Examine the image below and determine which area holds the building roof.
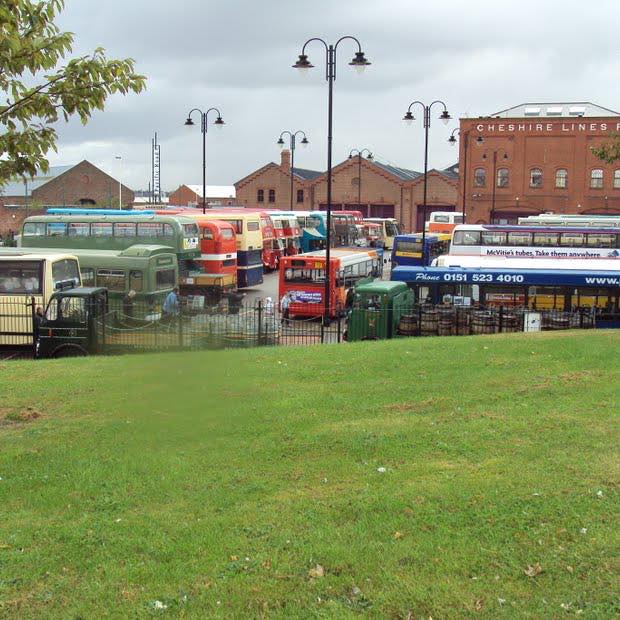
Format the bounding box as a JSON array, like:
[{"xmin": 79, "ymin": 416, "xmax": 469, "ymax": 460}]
[
  {"xmin": 491, "ymin": 102, "xmax": 620, "ymax": 118},
  {"xmin": 372, "ymin": 161, "xmax": 421, "ymax": 181},
  {"xmin": 292, "ymin": 167, "xmax": 322, "ymax": 181},
  {"xmin": 1, "ymin": 164, "xmax": 75, "ymax": 196},
  {"xmin": 440, "ymin": 163, "xmax": 459, "ymax": 180},
  {"xmin": 183, "ymin": 185, "xmax": 236, "ymax": 198}
]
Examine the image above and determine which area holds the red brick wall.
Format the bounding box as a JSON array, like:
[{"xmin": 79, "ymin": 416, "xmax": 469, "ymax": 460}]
[
  {"xmin": 458, "ymin": 117, "xmax": 620, "ymax": 223},
  {"xmin": 168, "ymin": 185, "xmax": 235, "ymax": 207}
]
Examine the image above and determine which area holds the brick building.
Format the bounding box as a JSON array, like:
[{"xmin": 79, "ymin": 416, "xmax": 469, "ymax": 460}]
[
  {"xmin": 168, "ymin": 184, "xmax": 236, "ymax": 208},
  {"xmin": 458, "ymin": 102, "xmax": 620, "ymax": 224},
  {"xmin": 235, "ymin": 150, "xmax": 458, "ymax": 232},
  {"xmin": 0, "ymin": 160, "xmax": 134, "ymax": 235}
]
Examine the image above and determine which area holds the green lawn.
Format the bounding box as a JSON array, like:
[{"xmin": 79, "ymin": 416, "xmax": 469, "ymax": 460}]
[{"xmin": 0, "ymin": 331, "xmax": 618, "ymax": 618}]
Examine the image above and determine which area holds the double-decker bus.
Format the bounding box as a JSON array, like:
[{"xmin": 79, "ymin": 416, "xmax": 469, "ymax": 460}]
[
  {"xmin": 332, "ymin": 209, "xmax": 364, "ymax": 224},
  {"xmin": 363, "ymin": 218, "xmax": 400, "ymax": 250},
  {"xmin": 21, "ymin": 214, "xmax": 200, "ymax": 261},
  {"xmin": 295, "ymin": 211, "xmax": 326, "ymax": 253},
  {"xmin": 279, "ymin": 249, "xmax": 382, "ymax": 318},
  {"xmin": 391, "ymin": 233, "xmax": 452, "ymax": 269},
  {"xmin": 196, "ymin": 220, "xmax": 237, "ymax": 280},
  {"xmin": 319, "ymin": 211, "xmax": 359, "ymax": 246},
  {"xmin": 0, "ymin": 251, "xmax": 81, "ymax": 346},
  {"xmin": 518, "ymin": 214, "xmax": 620, "ymax": 228},
  {"xmin": 449, "ymin": 224, "xmax": 620, "ymax": 260},
  {"xmin": 425, "ymin": 211, "xmax": 463, "ymax": 233},
  {"xmin": 391, "ymin": 261, "xmax": 620, "ymax": 322}
]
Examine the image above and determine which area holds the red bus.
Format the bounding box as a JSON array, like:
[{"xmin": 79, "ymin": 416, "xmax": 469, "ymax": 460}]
[
  {"xmin": 279, "ymin": 249, "xmax": 382, "ymax": 319},
  {"xmin": 333, "ymin": 209, "xmax": 364, "ymax": 224},
  {"xmin": 197, "ymin": 220, "xmax": 237, "ymax": 279}
]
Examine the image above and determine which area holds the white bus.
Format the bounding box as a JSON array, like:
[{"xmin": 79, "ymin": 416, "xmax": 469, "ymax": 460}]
[
  {"xmin": 424, "ymin": 211, "xmax": 464, "ymax": 233},
  {"xmin": 518, "ymin": 214, "xmax": 620, "ymax": 228},
  {"xmin": 0, "ymin": 252, "xmax": 81, "ymax": 346},
  {"xmin": 450, "ymin": 224, "xmax": 620, "ymax": 260}
]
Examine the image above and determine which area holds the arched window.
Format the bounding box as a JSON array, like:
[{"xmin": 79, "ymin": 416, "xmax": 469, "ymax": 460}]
[
  {"xmin": 473, "ymin": 168, "xmax": 486, "ymax": 187},
  {"xmin": 615, "ymin": 170, "xmax": 620, "ymax": 189},
  {"xmin": 590, "ymin": 169, "xmax": 603, "ymax": 189},
  {"xmin": 268, "ymin": 189, "xmax": 276, "ymax": 203},
  {"xmin": 296, "ymin": 189, "xmax": 304, "ymax": 203},
  {"xmin": 257, "ymin": 189, "xmax": 264, "ymax": 203},
  {"xmin": 496, "ymin": 168, "xmax": 509, "ymax": 188},
  {"xmin": 529, "ymin": 168, "xmax": 543, "ymax": 188},
  {"xmin": 555, "ymin": 169, "xmax": 568, "ymax": 189}
]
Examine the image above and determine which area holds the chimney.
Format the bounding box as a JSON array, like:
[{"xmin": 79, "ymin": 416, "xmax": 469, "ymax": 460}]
[{"xmin": 280, "ymin": 149, "xmax": 291, "ymax": 171}]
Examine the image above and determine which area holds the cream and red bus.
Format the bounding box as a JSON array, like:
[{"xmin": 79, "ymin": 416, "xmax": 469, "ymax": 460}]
[{"xmin": 279, "ymin": 249, "xmax": 382, "ymax": 318}]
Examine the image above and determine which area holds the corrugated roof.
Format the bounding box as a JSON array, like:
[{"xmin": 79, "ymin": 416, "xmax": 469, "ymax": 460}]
[
  {"xmin": 491, "ymin": 102, "xmax": 620, "ymax": 118},
  {"xmin": 372, "ymin": 161, "xmax": 421, "ymax": 181},
  {"xmin": 292, "ymin": 167, "xmax": 322, "ymax": 181},
  {"xmin": 1, "ymin": 164, "xmax": 74, "ymax": 196},
  {"xmin": 184, "ymin": 185, "xmax": 236, "ymax": 198}
]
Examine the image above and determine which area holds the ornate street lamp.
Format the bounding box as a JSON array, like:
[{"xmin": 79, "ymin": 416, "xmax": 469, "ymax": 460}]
[
  {"xmin": 292, "ymin": 36, "xmax": 370, "ymax": 329},
  {"xmin": 184, "ymin": 107, "xmax": 225, "ymax": 214}
]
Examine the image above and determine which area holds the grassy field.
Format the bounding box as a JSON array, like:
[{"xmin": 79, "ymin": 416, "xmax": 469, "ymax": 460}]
[{"xmin": 0, "ymin": 331, "xmax": 618, "ymax": 618}]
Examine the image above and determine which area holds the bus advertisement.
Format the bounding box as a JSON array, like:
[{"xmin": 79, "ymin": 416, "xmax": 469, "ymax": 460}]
[{"xmin": 279, "ymin": 249, "xmax": 382, "ymax": 319}]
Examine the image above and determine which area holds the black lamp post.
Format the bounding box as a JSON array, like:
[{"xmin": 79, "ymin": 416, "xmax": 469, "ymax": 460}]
[
  {"xmin": 184, "ymin": 107, "xmax": 225, "ymax": 214},
  {"xmin": 277, "ymin": 130, "xmax": 309, "ymax": 211},
  {"xmin": 478, "ymin": 139, "xmax": 509, "ymax": 221},
  {"xmin": 348, "ymin": 148, "xmax": 373, "ymax": 215},
  {"xmin": 293, "ymin": 36, "xmax": 370, "ymax": 328},
  {"xmin": 403, "ymin": 100, "xmax": 450, "ymax": 264},
  {"xmin": 448, "ymin": 130, "xmax": 483, "ymax": 224}
]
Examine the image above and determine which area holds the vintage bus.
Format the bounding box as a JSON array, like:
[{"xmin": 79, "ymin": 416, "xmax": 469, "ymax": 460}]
[
  {"xmin": 391, "ymin": 233, "xmax": 452, "ymax": 269},
  {"xmin": 332, "ymin": 209, "xmax": 364, "ymax": 224},
  {"xmin": 363, "ymin": 218, "xmax": 400, "ymax": 250},
  {"xmin": 270, "ymin": 212, "xmax": 302, "ymax": 256},
  {"xmin": 425, "ymin": 211, "xmax": 464, "ymax": 233},
  {"xmin": 518, "ymin": 214, "xmax": 620, "ymax": 228},
  {"xmin": 449, "ymin": 224, "xmax": 620, "ymax": 260},
  {"xmin": 21, "ymin": 213, "xmax": 200, "ymax": 261},
  {"xmin": 391, "ymin": 262, "xmax": 620, "ymax": 319},
  {"xmin": 196, "ymin": 220, "xmax": 237, "ymax": 281},
  {"xmin": 0, "ymin": 251, "xmax": 81, "ymax": 346},
  {"xmin": 279, "ymin": 249, "xmax": 382, "ymax": 319},
  {"xmin": 2, "ymin": 245, "xmax": 178, "ymax": 309},
  {"xmin": 295, "ymin": 211, "xmax": 327, "ymax": 253},
  {"xmin": 319, "ymin": 211, "xmax": 359, "ymax": 246}
]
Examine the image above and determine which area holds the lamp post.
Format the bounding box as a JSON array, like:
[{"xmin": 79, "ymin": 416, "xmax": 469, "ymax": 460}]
[
  {"xmin": 115, "ymin": 155, "xmax": 122, "ymax": 210},
  {"xmin": 277, "ymin": 130, "xmax": 309, "ymax": 211},
  {"xmin": 292, "ymin": 36, "xmax": 370, "ymax": 327},
  {"xmin": 184, "ymin": 107, "xmax": 225, "ymax": 214},
  {"xmin": 402, "ymin": 100, "xmax": 451, "ymax": 263},
  {"xmin": 477, "ymin": 139, "xmax": 509, "ymax": 221},
  {"xmin": 348, "ymin": 148, "xmax": 373, "ymax": 215},
  {"xmin": 448, "ymin": 130, "xmax": 483, "ymax": 224}
]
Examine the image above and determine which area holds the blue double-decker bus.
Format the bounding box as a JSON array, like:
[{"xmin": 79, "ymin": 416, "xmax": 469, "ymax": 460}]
[{"xmin": 390, "ymin": 233, "xmax": 452, "ymax": 269}]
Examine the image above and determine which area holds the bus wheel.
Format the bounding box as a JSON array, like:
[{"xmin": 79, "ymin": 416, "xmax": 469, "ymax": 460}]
[{"xmin": 52, "ymin": 345, "xmax": 88, "ymax": 358}]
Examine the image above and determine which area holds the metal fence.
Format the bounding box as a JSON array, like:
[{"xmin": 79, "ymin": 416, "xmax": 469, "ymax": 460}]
[{"xmin": 0, "ymin": 296, "xmax": 611, "ymax": 359}]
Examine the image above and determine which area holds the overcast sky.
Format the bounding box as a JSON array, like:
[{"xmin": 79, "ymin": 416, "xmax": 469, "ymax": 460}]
[{"xmin": 48, "ymin": 0, "xmax": 620, "ymax": 192}]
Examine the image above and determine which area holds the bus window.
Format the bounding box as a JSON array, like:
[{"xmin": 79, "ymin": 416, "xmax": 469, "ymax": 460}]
[
  {"xmin": 81, "ymin": 268, "xmax": 95, "ymax": 286},
  {"xmin": 285, "ymin": 268, "xmax": 324, "ymax": 283},
  {"xmin": 481, "ymin": 231, "xmax": 507, "ymax": 245},
  {"xmin": 164, "ymin": 224, "xmax": 175, "ymax": 237},
  {"xmin": 396, "ymin": 240, "xmax": 422, "ymax": 253},
  {"xmin": 59, "ymin": 296, "xmax": 86, "ymax": 323},
  {"xmin": 52, "ymin": 258, "xmax": 80, "ymax": 290},
  {"xmin": 0, "ymin": 262, "xmax": 42, "ymax": 293},
  {"xmin": 137, "ymin": 222, "xmax": 163, "ymax": 237},
  {"xmin": 433, "ymin": 215, "xmax": 450, "ymax": 223},
  {"xmin": 47, "ymin": 222, "xmax": 66, "ymax": 236},
  {"xmin": 156, "ymin": 269, "xmax": 176, "ymax": 289},
  {"xmin": 97, "ymin": 269, "xmax": 126, "ymax": 291},
  {"xmin": 201, "ymin": 227, "xmax": 214, "ymax": 240},
  {"xmin": 533, "ymin": 232, "xmax": 559, "ymax": 246},
  {"xmin": 559, "ymin": 232, "xmax": 585, "ymax": 247},
  {"xmin": 385, "ymin": 221, "xmax": 399, "ymax": 236},
  {"xmin": 45, "ymin": 298, "xmax": 58, "ymax": 321},
  {"xmin": 453, "ymin": 215, "xmax": 464, "ymax": 225},
  {"xmin": 114, "ymin": 222, "xmax": 137, "ymax": 237},
  {"xmin": 129, "ymin": 270, "xmax": 143, "ymax": 292},
  {"xmin": 225, "ymin": 220, "xmax": 242, "ymax": 234},
  {"xmin": 452, "ymin": 230, "xmax": 481, "ymax": 245},
  {"xmin": 67, "ymin": 222, "xmax": 90, "ymax": 237},
  {"xmin": 23, "ymin": 222, "xmax": 46, "ymax": 237},
  {"xmin": 221, "ymin": 228, "xmax": 234, "ymax": 239},
  {"xmin": 91, "ymin": 222, "xmax": 113, "ymax": 237},
  {"xmin": 587, "ymin": 233, "xmax": 616, "ymax": 248},
  {"xmin": 247, "ymin": 221, "xmax": 260, "ymax": 232},
  {"xmin": 506, "ymin": 231, "xmax": 532, "ymax": 246}
]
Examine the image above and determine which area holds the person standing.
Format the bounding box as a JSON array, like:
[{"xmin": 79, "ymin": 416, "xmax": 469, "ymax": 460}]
[
  {"xmin": 162, "ymin": 287, "xmax": 180, "ymax": 320},
  {"xmin": 123, "ymin": 289, "xmax": 136, "ymax": 318},
  {"xmin": 280, "ymin": 291, "xmax": 292, "ymax": 325}
]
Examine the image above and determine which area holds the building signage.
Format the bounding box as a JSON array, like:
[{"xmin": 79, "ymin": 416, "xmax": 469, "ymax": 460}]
[{"xmin": 475, "ymin": 122, "xmax": 620, "ymax": 133}]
